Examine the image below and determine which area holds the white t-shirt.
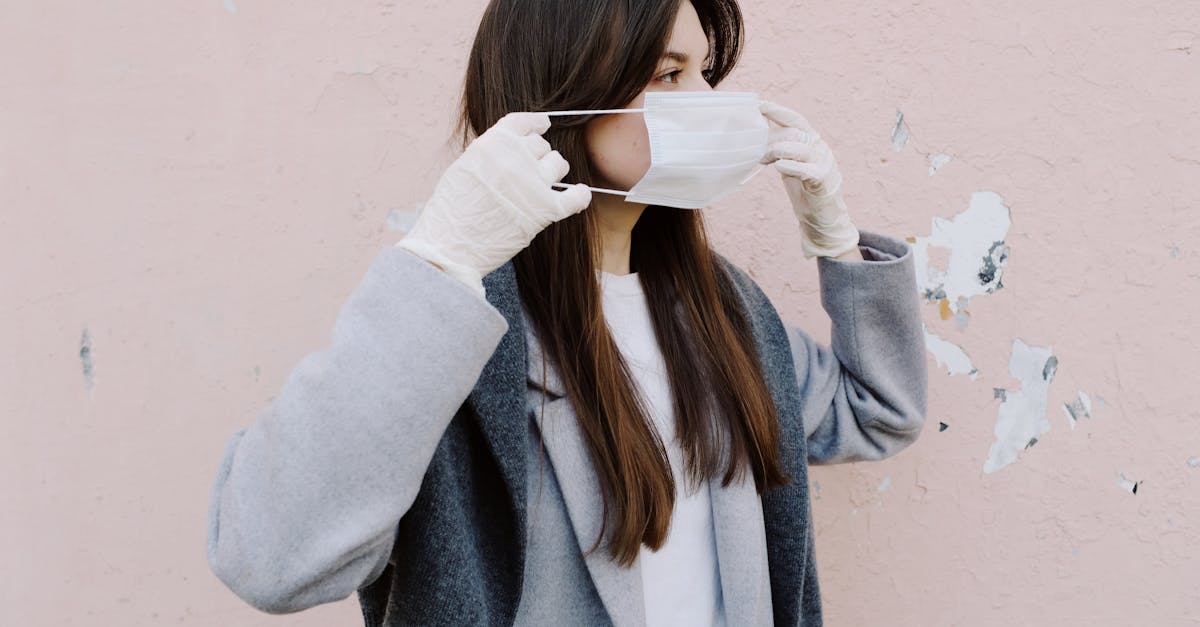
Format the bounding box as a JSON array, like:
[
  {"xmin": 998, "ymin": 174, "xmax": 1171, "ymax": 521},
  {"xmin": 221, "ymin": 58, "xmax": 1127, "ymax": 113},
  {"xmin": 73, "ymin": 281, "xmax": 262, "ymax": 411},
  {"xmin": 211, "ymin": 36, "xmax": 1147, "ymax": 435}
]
[{"xmin": 596, "ymin": 269, "xmax": 727, "ymax": 627}]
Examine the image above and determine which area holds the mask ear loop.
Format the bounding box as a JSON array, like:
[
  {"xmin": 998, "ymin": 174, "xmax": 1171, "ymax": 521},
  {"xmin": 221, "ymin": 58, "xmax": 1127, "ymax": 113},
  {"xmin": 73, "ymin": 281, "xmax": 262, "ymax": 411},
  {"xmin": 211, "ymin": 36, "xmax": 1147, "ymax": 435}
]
[
  {"xmin": 540, "ymin": 108, "xmax": 646, "ymax": 197},
  {"xmin": 548, "ymin": 183, "xmax": 631, "ymax": 196}
]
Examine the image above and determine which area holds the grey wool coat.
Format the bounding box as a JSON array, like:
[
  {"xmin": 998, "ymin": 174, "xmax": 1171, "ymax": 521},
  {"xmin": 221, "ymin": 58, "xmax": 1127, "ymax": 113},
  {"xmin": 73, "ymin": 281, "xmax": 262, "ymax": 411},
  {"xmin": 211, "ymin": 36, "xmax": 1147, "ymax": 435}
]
[{"xmin": 205, "ymin": 228, "xmax": 929, "ymax": 626}]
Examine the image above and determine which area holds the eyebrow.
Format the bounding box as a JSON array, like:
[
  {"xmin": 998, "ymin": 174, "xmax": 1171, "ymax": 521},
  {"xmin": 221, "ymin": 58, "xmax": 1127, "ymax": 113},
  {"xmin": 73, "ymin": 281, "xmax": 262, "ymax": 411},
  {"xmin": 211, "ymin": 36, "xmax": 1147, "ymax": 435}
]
[{"xmin": 661, "ymin": 49, "xmax": 715, "ymax": 65}]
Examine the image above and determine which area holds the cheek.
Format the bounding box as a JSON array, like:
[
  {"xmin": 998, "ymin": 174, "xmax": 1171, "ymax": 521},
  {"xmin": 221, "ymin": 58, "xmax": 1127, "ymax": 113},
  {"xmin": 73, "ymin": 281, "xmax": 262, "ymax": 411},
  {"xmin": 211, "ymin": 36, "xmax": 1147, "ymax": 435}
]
[{"xmin": 586, "ymin": 115, "xmax": 651, "ymax": 190}]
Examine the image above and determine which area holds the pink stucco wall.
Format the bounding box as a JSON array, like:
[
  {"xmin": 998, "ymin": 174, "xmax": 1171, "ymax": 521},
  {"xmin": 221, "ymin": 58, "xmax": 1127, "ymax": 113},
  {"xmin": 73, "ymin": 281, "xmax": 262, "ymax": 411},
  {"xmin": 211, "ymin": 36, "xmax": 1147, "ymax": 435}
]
[{"xmin": 3, "ymin": 1, "xmax": 1197, "ymax": 624}]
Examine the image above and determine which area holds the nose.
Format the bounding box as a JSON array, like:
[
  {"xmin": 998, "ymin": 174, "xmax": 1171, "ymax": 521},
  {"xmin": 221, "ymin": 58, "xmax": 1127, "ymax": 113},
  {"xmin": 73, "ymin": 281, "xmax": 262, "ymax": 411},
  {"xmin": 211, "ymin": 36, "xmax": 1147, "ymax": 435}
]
[{"xmin": 684, "ymin": 73, "xmax": 715, "ymax": 92}]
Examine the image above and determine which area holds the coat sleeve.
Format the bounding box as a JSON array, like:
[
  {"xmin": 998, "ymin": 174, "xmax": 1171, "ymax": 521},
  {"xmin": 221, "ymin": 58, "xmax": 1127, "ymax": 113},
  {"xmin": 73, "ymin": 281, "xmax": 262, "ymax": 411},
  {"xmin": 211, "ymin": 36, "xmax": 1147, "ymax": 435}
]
[
  {"xmin": 205, "ymin": 245, "xmax": 509, "ymax": 614},
  {"xmin": 787, "ymin": 229, "xmax": 929, "ymax": 465}
]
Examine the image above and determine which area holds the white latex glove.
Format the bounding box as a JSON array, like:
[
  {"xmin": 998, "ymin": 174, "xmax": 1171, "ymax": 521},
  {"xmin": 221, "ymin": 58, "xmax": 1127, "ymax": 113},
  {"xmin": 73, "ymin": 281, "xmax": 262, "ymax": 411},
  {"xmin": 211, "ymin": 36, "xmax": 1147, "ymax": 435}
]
[
  {"xmin": 396, "ymin": 112, "xmax": 592, "ymax": 298},
  {"xmin": 759, "ymin": 100, "xmax": 860, "ymax": 259}
]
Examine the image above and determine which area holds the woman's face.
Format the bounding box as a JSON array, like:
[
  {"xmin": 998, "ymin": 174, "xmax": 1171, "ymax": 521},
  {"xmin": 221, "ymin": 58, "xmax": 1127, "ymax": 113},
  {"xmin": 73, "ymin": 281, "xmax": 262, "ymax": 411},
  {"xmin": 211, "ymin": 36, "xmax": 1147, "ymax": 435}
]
[{"xmin": 584, "ymin": 1, "xmax": 715, "ymax": 191}]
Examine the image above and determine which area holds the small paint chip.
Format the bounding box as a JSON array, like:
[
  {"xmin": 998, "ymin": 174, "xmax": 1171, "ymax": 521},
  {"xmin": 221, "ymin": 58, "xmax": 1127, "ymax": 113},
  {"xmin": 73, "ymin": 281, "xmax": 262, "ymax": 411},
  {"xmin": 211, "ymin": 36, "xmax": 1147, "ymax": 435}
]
[
  {"xmin": 928, "ymin": 153, "xmax": 952, "ymax": 176},
  {"xmin": 80, "ymin": 328, "xmax": 95, "ymax": 390},
  {"xmin": 1042, "ymin": 355, "xmax": 1059, "ymax": 381},
  {"xmin": 1116, "ymin": 472, "xmax": 1143, "ymax": 495},
  {"xmin": 953, "ymin": 297, "xmax": 971, "ymax": 330},
  {"xmin": 890, "ymin": 111, "xmax": 910, "ymax": 152},
  {"xmin": 1166, "ymin": 30, "xmax": 1195, "ymax": 53},
  {"xmin": 877, "ymin": 476, "xmax": 892, "ymax": 492},
  {"xmin": 977, "ymin": 241, "xmax": 1010, "ymax": 292},
  {"xmin": 938, "ymin": 422, "xmax": 949, "ymax": 432},
  {"xmin": 224, "ymin": 0, "xmax": 237, "ymax": 12},
  {"xmin": 938, "ymin": 298, "xmax": 953, "ymax": 320},
  {"xmin": 1187, "ymin": 457, "xmax": 1200, "ymax": 468},
  {"xmin": 1063, "ymin": 391, "xmax": 1093, "ymax": 430}
]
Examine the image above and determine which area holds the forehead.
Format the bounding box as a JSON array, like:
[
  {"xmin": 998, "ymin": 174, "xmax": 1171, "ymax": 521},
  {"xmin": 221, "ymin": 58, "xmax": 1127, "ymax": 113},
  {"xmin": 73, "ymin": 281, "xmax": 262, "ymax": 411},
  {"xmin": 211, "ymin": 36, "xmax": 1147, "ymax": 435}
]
[{"xmin": 664, "ymin": 1, "xmax": 708, "ymax": 55}]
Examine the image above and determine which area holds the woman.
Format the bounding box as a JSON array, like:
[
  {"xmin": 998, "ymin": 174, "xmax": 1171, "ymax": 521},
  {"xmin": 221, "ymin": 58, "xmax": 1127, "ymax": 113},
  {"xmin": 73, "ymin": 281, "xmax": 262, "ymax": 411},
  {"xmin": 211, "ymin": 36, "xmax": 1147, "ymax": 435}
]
[{"xmin": 205, "ymin": 0, "xmax": 928, "ymax": 625}]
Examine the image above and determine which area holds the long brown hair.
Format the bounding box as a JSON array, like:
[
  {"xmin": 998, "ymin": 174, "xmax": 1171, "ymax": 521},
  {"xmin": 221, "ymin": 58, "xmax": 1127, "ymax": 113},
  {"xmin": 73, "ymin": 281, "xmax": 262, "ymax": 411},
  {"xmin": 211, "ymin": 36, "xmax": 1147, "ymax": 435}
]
[{"xmin": 457, "ymin": 0, "xmax": 791, "ymax": 567}]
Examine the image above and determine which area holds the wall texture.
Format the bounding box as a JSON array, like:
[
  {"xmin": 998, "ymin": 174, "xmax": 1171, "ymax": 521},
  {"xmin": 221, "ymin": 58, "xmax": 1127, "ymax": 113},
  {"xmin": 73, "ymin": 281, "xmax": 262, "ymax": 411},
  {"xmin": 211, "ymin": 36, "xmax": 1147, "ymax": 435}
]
[{"xmin": 3, "ymin": 0, "xmax": 1197, "ymax": 625}]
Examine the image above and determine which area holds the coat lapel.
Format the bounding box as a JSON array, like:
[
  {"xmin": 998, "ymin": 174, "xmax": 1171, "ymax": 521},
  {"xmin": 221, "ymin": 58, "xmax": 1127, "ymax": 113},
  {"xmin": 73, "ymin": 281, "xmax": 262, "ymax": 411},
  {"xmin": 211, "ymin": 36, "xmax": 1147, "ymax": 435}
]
[
  {"xmin": 713, "ymin": 253, "xmax": 812, "ymax": 625},
  {"xmin": 709, "ymin": 472, "xmax": 773, "ymax": 624},
  {"xmin": 523, "ymin": 306, "xmax": 648, "ymax": 626},
  {"xmin": 464, "ymin": 262, "xmax": 530, "ymax": 605}
]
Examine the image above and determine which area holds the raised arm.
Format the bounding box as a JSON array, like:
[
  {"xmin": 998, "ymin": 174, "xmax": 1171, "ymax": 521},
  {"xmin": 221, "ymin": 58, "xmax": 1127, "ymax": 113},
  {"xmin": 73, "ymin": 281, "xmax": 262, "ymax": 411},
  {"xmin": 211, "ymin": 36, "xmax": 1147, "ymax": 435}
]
[
  {"xmin": 205, "ymin": 245, "xmax": 508, "ymax": 613},
  {"xmin": 787, "ymin": 229, "xmax": 929, "ymax": 464}
]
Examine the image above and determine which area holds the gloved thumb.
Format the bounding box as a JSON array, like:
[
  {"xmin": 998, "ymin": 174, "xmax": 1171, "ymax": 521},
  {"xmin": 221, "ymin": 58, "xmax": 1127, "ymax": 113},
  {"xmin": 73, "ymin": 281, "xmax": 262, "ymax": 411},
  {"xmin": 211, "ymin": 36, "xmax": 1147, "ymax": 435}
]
[{"xmin": 553, "ymin": 183, "xmax": 592, "ymax": 218}]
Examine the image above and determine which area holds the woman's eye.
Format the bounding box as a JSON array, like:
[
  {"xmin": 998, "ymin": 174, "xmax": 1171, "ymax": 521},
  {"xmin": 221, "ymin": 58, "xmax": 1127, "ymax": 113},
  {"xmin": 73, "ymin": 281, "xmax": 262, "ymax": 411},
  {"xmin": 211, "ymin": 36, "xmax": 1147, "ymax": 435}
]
[{"xmin": 658, "ymin": 69, "xmax": 682, "ymax": 83}]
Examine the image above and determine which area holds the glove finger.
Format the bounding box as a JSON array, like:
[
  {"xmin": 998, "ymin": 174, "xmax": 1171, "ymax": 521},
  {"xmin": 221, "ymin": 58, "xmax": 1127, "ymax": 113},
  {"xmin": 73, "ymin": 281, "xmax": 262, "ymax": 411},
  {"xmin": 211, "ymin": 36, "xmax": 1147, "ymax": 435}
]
[
  {"xmin": 759, "ymin": 100, "xmax": 815, "ymax": 131},
  {"xmin": 523, "ymin": 133, "xmax": 553, "ymax": 159},
  {"xmin": 762, "ymin": 141, "xmax": 816, "ymax": 164},
  {"xmin": 552, "ymin": 183, "xmax": 592, "ymax": 219},
  {"xmin": 774, "ymin": 158, "xmax": 821, "ymax": 181},
  {"xmin": 769, "ymin": 126, "xmax": 820, "ymax": 146},
  {"xmin": 778, "ymin": 159, "xmax": 842, "ymax": 197},
  {"xmin": 496, "ymin": 111, "xmax": 552, "ymax": 136},
  {"xmin": 536, "ymin": 149, "xmax": 571, "ymax": 185}
]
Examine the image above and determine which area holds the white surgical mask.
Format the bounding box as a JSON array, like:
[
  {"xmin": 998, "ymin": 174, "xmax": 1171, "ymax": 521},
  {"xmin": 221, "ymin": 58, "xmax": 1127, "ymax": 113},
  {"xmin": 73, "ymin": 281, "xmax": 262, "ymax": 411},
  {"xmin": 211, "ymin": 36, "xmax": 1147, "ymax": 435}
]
[{"xmin": 537, "ymin": 91, "xmax": 769, "ymax": 210}]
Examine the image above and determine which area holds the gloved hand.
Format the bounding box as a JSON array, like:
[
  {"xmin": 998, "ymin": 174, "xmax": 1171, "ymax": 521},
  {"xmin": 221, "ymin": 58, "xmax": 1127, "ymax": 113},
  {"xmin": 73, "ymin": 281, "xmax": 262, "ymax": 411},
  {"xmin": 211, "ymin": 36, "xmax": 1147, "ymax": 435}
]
[
  {"xmin": 396, "ymin": 112, "xmax": 592, "ymax": 298},
  {"xmin": 758, "ymin": 100, "xmax": 860, "ymax": 259}
]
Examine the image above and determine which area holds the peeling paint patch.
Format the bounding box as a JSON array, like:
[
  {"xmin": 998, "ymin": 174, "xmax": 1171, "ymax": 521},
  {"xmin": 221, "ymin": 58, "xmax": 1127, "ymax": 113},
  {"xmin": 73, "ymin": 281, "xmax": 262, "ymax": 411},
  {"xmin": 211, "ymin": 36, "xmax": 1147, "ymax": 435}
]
[
  {"xmin": 1187, "ymin": 457, "xmax": 1200, "ymax": 468},
  {"xmin": 877, "ymin": 476, "xmax": 892, "ymax": 492},
  {"xmin": 983, "ymin": 338, "xmax": 1056, "ymax": 474},
  {"xmin": 80, "ymin": 328, "xmax": 94, "ymax": 389},
  {"xmin": 923, "ymin": 323, "xmax": 979, "ymax": 380},
  {"xmin": 994, "ymin": 388, "xmax": 1007, "ymax": 400},
  {"xmin": 928, "ymin": 152, "xmax": 952, "ymax": 176},
  {"xmin": 387, "ymin": 207, "xmax": 421, "ymax": 232},
  {"xmin": 890, "ymin": 111, "xmax": 909, "ymax": 152},
  {"xmin": 1116, "ymin": 472, "xmax": 1142, "ymax": 495},
  {"xmin": 1063, "ymin": 390, "xmax": 1093, "ymax": 430},
  {"xmin": 224, "ymin": 0, "xmax": 237, "ymax": 12},
  {"xmin": 938, "ymin": 422, "xmax": 949, "ymax": 432},
  {"xmin": 911, "ymin": 191, "xmax": 1013, "ymax": 323}
]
